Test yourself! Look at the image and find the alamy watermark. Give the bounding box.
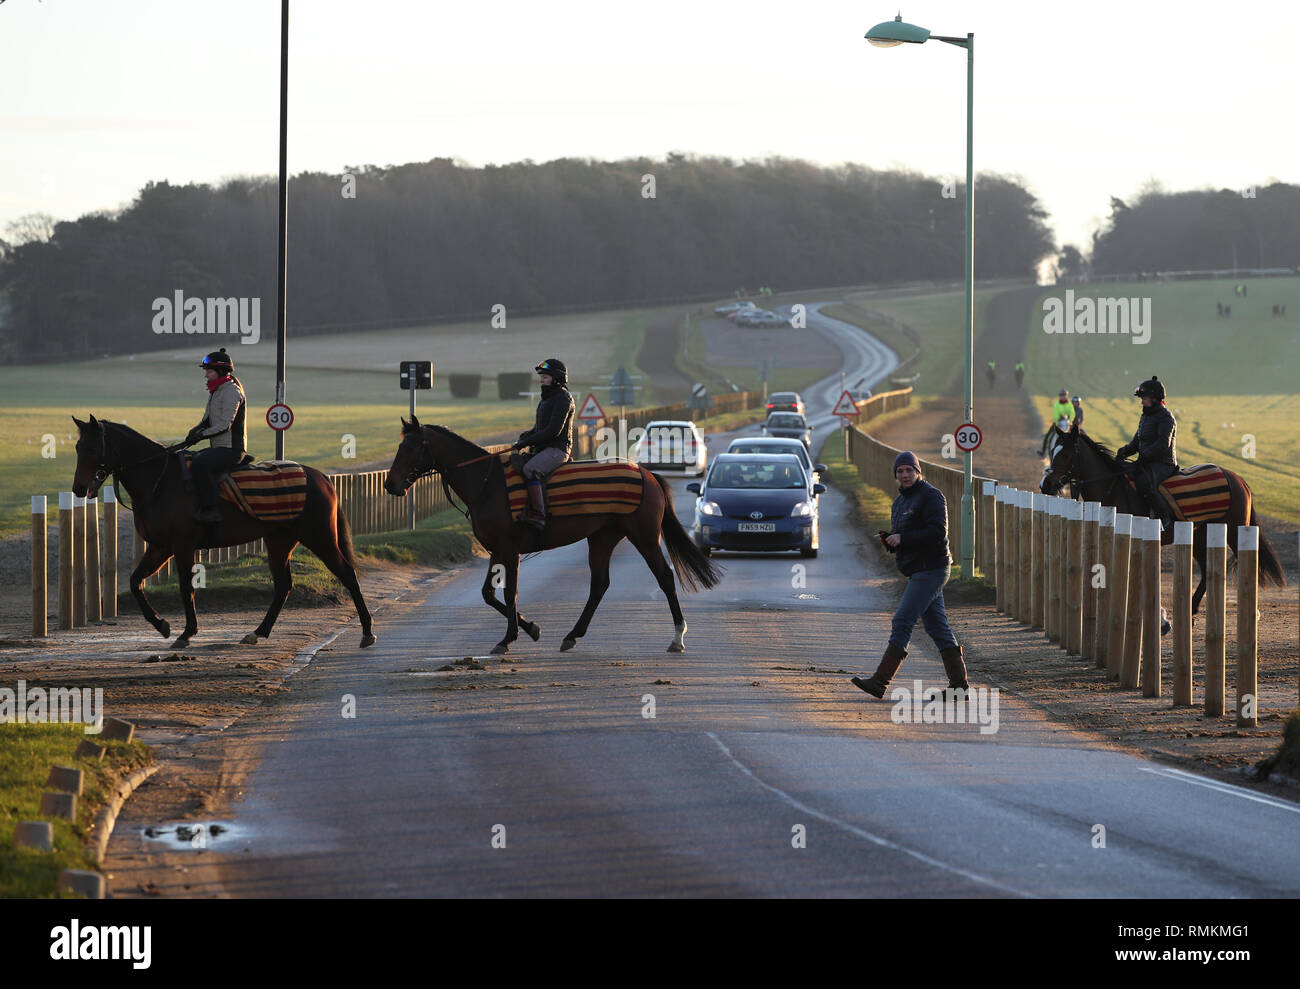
[151,291,261,344]
[889,680,1000,734]
[1042,289,1151,344]
[0,680,104,733]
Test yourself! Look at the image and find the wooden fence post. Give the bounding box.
[1031,493,1046,630]
[32,496,47,637]
[994,487,1005,613]
[1017,491,1033,625]
[86,497,101,623]
[1140,517,1161,698]
[1204,523,1227,717]
[1171,521,1193,706]
[72,495,87,627]
[58,493,74,630]
[1005,490,1019,619]
[1236,525,1259,728]
[1106,514,1132,680]
[1064,500,1083,656]
[1081,502,1099,663]
[981,480,996,583]
[1095,507,1115,669]
[1045,497,1061,643]
[1121,519,1145,689]
[103,487,118,619]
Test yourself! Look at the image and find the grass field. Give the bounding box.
[1024,276,1300,523]
[0,305,687,538]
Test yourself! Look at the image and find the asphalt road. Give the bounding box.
[105,303,1300,898]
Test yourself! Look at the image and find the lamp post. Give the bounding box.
[865,13,976,579]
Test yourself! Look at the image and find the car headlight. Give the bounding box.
[789,501,814,517]
[700,501,723,516]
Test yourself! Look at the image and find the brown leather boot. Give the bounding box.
[521,480,547,529]
[851,644,908,698]
[939,645,969,691]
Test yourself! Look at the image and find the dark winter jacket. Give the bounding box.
[518,384,575,456]
[1116,403,1177,468]
[890,478,952,577]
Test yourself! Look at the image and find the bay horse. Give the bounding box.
[70,415,376,650]
[382,417,722,655]
[1041,422,1285,613]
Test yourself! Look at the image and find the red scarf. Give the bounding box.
[207,373,232,394]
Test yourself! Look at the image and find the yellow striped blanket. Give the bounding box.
[503,457,644,518]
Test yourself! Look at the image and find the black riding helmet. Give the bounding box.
[534,357,567,386]
[1134,375,1165,400]
[200,347,234,373]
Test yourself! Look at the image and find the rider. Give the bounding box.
[1039,388,1076,456]
[511,358,575,530]
[185,347,248,523]
[1116,375,1178,531]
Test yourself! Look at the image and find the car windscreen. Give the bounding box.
[708,461,806,489]
[768,414,805,428]
[729,443,810,468]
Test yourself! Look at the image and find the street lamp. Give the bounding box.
[865,13,976,580]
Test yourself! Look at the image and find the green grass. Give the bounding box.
[353,507,476,565]
[819,438,895,537]
[1025,276,1300,524]
[0,723,151,898]
[840,287,1004,398]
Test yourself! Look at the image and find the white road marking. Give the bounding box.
[706,731,1035,897]
[1138,765,1300,813]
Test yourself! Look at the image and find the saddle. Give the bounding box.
[180,452,309,521]
[1122,464,1231,523]
[500,454,644,519]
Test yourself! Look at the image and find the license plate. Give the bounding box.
[737,522,775,532]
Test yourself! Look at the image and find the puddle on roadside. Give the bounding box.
[140,821,249,850]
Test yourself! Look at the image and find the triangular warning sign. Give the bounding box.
[831,389,859,416]
[577,392,605,420]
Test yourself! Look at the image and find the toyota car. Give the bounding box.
[686,453,824,558]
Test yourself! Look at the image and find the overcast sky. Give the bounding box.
[3,0,1295,256]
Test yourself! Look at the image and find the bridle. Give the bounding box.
[86,420,184,510]
[1042,435,1125,502]
[401,427,497,521]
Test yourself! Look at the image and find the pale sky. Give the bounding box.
[3,0,1296,256]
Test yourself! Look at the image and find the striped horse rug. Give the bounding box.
[217,461,310,521]
[503,457,644,518]
[1158,464,1232,523]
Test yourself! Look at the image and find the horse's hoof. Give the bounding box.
[171,635,191,649]
[560,638,577,652]
[524,622,541,641]
[158,620,171,638]
[667,643,685,653]
[241,632,260,645]
[359,633,377,649]
[490,643,509,655]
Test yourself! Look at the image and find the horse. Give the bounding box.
[70,415,376,650]
[382,417,722,655]
[1040,422,1285,614]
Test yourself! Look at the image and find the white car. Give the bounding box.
[714,301,757,316]
[634,420,707,476]
[725,436,826,486]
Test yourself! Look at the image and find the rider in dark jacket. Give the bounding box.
[851,451,967,699]
[511,358,575,529]
[1117,375,1178,531]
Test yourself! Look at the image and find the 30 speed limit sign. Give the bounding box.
[266,403,294,431]
[954,422,982,452]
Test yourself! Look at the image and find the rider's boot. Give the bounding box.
[521,479,547,529]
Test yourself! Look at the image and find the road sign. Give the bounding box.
[399,360,432,390]
[831,390,859,417]
[266,403,294,431]
[688,382,713,411]
[954,422,983,451]
[577,392,605,421]
[610,366,637,407]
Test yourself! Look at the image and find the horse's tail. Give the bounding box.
[652,471,723,592]
[336,496,359,572]
[1250,505,1287,589]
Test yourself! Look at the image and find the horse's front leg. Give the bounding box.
[130,541,174,639]
[171,542,199,648]
[490,554,521,655]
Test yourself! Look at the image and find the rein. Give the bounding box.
[93,421,185,511]
[407,429,498,521]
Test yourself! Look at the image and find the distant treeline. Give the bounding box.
[0,155,1057,363]
[1086,183,1300,276]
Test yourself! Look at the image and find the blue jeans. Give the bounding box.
[890,565,958,652]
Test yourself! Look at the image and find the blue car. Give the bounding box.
[686,453,826,558]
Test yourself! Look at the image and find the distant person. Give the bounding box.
[1117,375,1178,532]
[185,348,248,523]
[985,360,996,389]
[511,358,575,530]
[1039,388,1074,456]
[1014,361,1025,389]
[850,451,968,700]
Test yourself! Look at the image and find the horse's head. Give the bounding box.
[384,416,433,496]
[71,414,112,499]
[1040,421,1079,496]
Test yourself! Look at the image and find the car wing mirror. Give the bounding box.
[685,482,701,494]
[814,464,827,472]
[813,483,826,496]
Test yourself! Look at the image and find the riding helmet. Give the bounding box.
[534,358,567,385]
[1134,375,1165,400]
[200,347,234,373]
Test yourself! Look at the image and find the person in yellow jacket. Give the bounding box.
[1039,388,1076,456]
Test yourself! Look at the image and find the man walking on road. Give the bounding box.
[851,451,968,699]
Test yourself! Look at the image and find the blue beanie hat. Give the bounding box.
[893,451,920,472]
